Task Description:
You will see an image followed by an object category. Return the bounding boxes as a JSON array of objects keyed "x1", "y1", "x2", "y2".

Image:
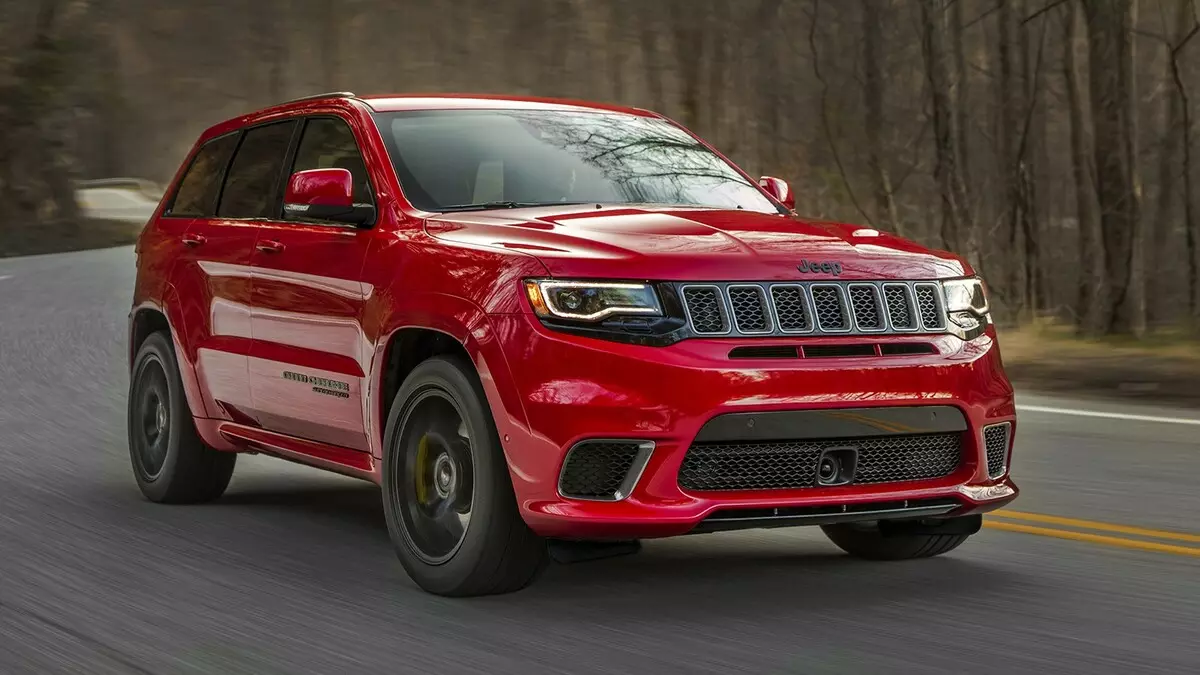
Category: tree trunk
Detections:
[
  {"x1": 996, "y1": 0, "x2": 1022, "y2": 310},
  {"x1": 1019, "y1": 5, "x2": 1051, "y2": 319},
  {"x1": 1064, "y1": 0, "x2": 1103, "y2": 334},
  {"x1": 1084, "y1": 0, "x2": 1143, "y2": 335},
  {"x1": 951, "y1": 0, "x2": 971, "y2": 199},
  {"x1": 1167, "y1": 2, "x2": 1199, "y2": 321},
  {"x1": 863, "y1": 0, "x2": 903, "y2": 235},
  {"x1": 670, "y1": 3, "x2": 704, "y2": 128},
  {"x1": 267, "y1": 0, "x2": 288, "y2": 103},
  {"x1": 319, "y1": 0, "x2": 339, "y2": 88},
  {"x1": 754, "y1": 0, "x2": 784, "y2": 177},
  {"x1": 922, "y1": 0, "x2": 976, "y2": 264},
  {"x1": 639, "y1": 8, "x2": 664, "y2": 111},
  {"x1": 0, "y1": 0, "x2": 81, "y2": 229},
  {"x1": 1147, "y1": 0, "x2": 1191, "y2": 326},
  {"x1": 605, "y1": 1, "x2": 626, "y2": 103}
]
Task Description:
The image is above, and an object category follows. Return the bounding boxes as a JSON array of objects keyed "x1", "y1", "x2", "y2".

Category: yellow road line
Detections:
[
  {"x1": 989, "y1": 510, "x2": 1200, "y2": 544},
  {"x1": 983, "y1": 521, "x2": 1200, "y2": 557}
]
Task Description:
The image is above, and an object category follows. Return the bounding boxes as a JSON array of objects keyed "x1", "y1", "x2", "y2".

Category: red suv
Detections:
[{"x1": 128, "y1": 92, "x2": 1017, "y2": 596}]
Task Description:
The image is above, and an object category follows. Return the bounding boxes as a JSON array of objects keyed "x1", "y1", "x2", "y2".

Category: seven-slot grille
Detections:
[
  {"x1": 681, "y1": 281, "x2": 946, "y2": 337},
  {"x1": 983, "y1": 423, "x2": 1011, "y2": 478},
  {"x1": 678, "y1": 433, "x2": 963, "y2": 492}
]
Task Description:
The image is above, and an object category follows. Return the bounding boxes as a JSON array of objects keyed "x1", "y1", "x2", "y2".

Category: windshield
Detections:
[{"x1": 372, "y1": 109, "x2": 784, "y2": 214}]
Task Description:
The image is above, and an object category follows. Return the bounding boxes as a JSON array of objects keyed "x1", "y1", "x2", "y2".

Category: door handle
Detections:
[
  {"x1": 181, "y1": 234, "x2": 206, "y2": 248},
  {"x1": 256, "y1": 240, "x2": 285, "y2": 254}
]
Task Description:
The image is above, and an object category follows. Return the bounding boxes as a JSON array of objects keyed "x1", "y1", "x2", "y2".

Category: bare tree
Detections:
[
  {"x1": 1064, "y1": 0, "x2": 1103, "y2": 334},
  {"x1": 1085, "y1": 0, "x2": 1143, "y2": 335},
  {"x1": 951, "y1": 0, "x2": 971, "y2": 196},
  {"x1": 319, "y1": 0, "x2": 340, "y2": 88},
  {"x1": 1163, "y1": 0, "x2": 1200, "y2": 320},
  {"x1": 669, "y1": 2, "x2": 705, "y2": 129},
  {"x1": 994, "y1": 0, "x2": 1020, "y2": 306},
  {"x1": 0, "y1": 0, "x2": 83, "y2": 229},
  {"x1": 863, "y1": 0, "x2": 903, "y2": 234},
  {"x1": 1145, "y1": 0, "x2": 1196, "y2": 324},
  {"x1": 922, "y1": 0, "x2": 977, "y2": 264},
  {"x1": 1018, "y1": 3, "x2": 1053, "y2": 319}
]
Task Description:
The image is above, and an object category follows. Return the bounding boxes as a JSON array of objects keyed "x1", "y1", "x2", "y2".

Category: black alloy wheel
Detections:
[
  {"x1": 393, "y1": 389, "x2": 476, "y2": 565},
  {"x1": 381, "y1": 356, "x2": 548, "y2": 596}
]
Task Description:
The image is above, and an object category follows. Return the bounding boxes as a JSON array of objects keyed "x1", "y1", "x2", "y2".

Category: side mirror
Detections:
[
  {"x1": 759, "y1": 176, "x2": 795, "y2": 211},
  {"x1": 283, "y1": 168, "x2": 373, "y2": 226}
]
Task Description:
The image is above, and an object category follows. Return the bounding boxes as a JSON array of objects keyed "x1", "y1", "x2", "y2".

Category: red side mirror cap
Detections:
[
  {"x1": 759, "y1": 176, "x2": 795, "y2": 211},
  {"x1": 284, "y1": 168, "x2": 363, "y2": 223}
]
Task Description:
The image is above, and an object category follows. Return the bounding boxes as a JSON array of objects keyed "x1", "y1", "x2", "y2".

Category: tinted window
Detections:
[
  {"x1": 169, "y1": 133, "x2": 238, "y2": 217},
  {"x1": 217, "y1": 120, "x2": 297, "y2": 219},
  {"x1": 292, "y1": 118, "x2": 373, "y2": 204},
  {"x1": 373, "y1": 110, "x2": 783, "y2": 215}
]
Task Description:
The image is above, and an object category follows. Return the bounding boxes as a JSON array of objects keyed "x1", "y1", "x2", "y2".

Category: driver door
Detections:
[{"x1": 246, "y1": 115, "x2": 376, "y2": 452}]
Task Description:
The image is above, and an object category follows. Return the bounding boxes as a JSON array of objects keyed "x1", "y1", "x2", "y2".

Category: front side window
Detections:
[
  {"x1": 373, "y1": 109, "x2": 783, "y2": 214},
  {"x1": 217, "y1": 120, "x2": 298, "y2": 219},
  {"x1": 291, "y1": 117, "x2": 373, "y2": 205},
  {"x1": 168, "y1": 133, "x2": 239, "y2": 217}
]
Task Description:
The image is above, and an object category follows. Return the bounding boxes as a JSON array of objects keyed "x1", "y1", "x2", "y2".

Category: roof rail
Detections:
[{"x1": 281, "y1": 91, "x2": 357, "y2": 105}]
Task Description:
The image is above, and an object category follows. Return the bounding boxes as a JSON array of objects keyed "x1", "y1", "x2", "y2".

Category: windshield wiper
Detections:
[{"x1": 437, "y1": 201, "x2": 589, "y2": 212}]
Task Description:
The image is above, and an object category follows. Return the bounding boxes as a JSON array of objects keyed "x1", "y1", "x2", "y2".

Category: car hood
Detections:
[{"x1": 425, "y1": 205, "x2": 970, "y2": 281}]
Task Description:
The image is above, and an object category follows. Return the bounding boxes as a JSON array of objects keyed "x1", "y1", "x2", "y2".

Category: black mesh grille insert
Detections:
[
  {"x1": 880, "y1": 343, "x2": 936, "y2": 356},
  {"x1": 679, "y1": 433, "x2": 962, "y2": 491},
  {"x1": 683, "y1": 286, "x2": 728, "y2": 333},
  {"x1": 811, "y1": 286, "x2": 847, "y2": 330},
  {"x1": 729, "y1": 345, "x2": 800, "y2": 359},
  {"x1": 849, "y1": 286, "x2": 883, "y2": 329},
  {"x1": 728, "y1": 286, "x2": 771, "y2": 332},
  {"x1": 915, "y1": 284, "x2": 944, "y2": 329},
  {"x1": 770, "y1": 285, "x2": 812, "y2": 332},
  {"x1": 680, "y1": 281, "x2": 950, "y2": 337},
  {"x1": 884, "y1": 284, "x2": 917, "y2": 330},
  {"x1": 559, "y1": 442, "x2": 643, "y2": 499},
  {"x1": 984, "y1": 423, "x2": 1011, "y2": 478},
  {"x1": 803, "y1": 344, "x2": 876, "y2": 358}
]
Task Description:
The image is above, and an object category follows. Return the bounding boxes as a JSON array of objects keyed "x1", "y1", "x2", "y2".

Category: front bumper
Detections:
[{"x1": 490, "y1": 313, "x2": 1018, "y2": 540}]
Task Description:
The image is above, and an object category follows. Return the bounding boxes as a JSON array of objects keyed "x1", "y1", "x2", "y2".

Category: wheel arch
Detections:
[
  {"x1": 128, "y1": 297, "x2": 207, "y2": 420},
  {"x1": 129, "y1": 306, "x2": 171, "y2": 368},
  {"x1": 369, "y1": 298, "x2": 531, "y2": 468}
]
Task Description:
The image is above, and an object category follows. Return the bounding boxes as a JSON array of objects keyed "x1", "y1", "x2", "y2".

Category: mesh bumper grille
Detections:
[
  {"x1": 983, "y1": 423, "x2": 1011, "y2": 478},
  {"x1": 558, "y1": 441, "x2": 653, "y2": 500},
  {"x1": 678, "y1": 433, "x2": 963, "y2": 492}
]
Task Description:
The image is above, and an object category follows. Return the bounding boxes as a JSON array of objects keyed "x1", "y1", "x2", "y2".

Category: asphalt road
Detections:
[{"x1": 1, "y1": 246, "x2": 1197, "y2": 675}]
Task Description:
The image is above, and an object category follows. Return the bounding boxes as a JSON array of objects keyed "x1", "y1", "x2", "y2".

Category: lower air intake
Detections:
[
  {"x1": 678, "y1": 433, "x2": 962, "y2": 492},
  {"x1": 558, "y1": 440, "x2": 654, "y2": 501},
  {"x1": 983, "y1": 423, "x2": 1011, "y2": 478}
]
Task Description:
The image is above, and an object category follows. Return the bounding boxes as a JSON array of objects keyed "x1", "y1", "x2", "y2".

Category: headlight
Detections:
[
  {"x1": 524, "y1": 280, "x2": 663, "y2": 322},
  {"x1": 941, "y1": 277, "x2": 990, "y2": 340}
]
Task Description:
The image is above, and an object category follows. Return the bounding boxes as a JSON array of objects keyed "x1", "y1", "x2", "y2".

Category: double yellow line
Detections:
[{"x1": 985, "y1": 510, "x2": 1200, "y2": 558}]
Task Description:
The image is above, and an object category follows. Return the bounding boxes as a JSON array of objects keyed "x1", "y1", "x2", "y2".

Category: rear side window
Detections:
[
  {"x1": 217, "y1": 120, "x2": 298, "y2": 219},
  {"x1": 168, "y1": 133, "x2": 238, "y2": 217},
  {"x1": 292, "y1": 118, "x2": 374, "y2": 204}
]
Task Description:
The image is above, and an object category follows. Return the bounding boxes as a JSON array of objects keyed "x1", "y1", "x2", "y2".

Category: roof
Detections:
[
  {"x1": 191, "y1": 92, "x2": 661, "y2": 148},
  {"x1": 357, "y1": 92, "x2": 658, "y2": 117}
]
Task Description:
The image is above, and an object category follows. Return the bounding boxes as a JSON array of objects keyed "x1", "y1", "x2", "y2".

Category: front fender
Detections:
[{"x1": 366, "y1": 292, "x2": 533, "y2": 472}]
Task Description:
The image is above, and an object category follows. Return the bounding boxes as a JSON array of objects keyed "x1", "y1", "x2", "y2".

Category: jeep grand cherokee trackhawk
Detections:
[{"x1": 127, "y1": 92, "x2": 1018, "y2": 597}]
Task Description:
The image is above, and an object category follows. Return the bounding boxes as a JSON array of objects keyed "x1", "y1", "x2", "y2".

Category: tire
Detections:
[
  {"x1": 821, "y1": 520, "x2": 972, "y2": 561},
  {"x1": 128, "y1": 331, "x2": 236, "y2": 503},
  {"x1": 381, "y1": 356, "x2": 548, "y2": 597}
]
